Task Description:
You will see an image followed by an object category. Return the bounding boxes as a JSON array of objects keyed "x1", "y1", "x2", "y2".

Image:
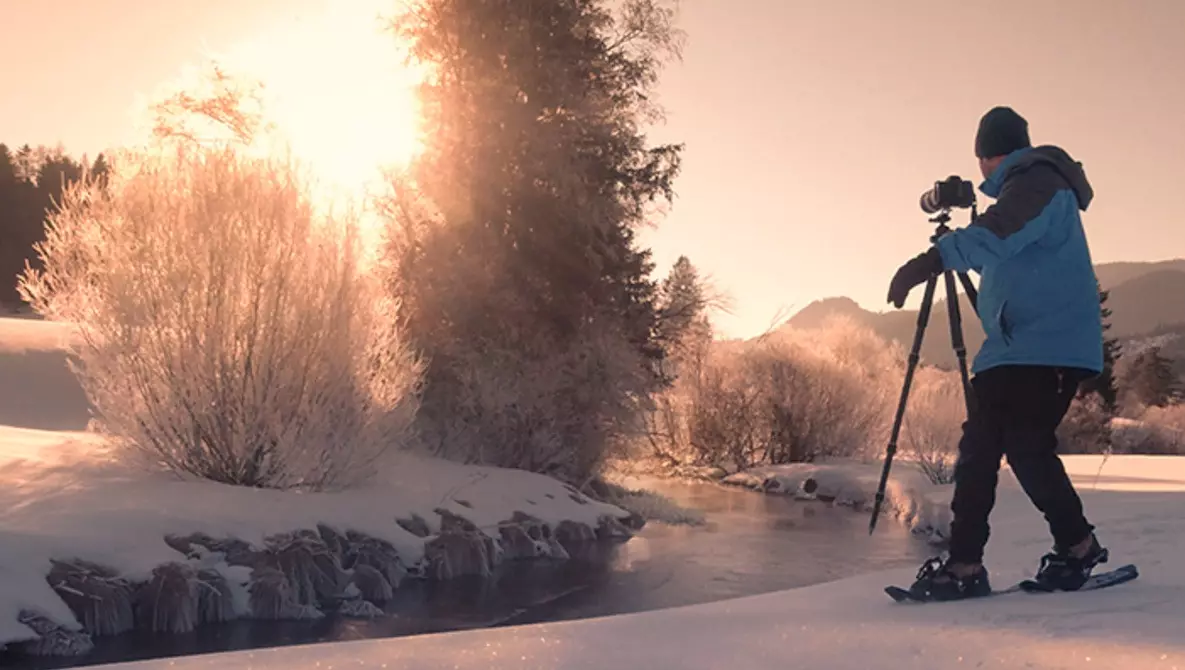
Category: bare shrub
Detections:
[
  {"x1": 682, "y1": 343, "x2": 763, "y2": 469},
  {"x1": 1057, "y1": 393, "x2": 1113, "y2": 454},
  {"x1": 676, "y1": 317, "x2": 895, "y2": 470},
  {"x1": 1117, "y1": 403, "x2": 1185, "y2": 454},
  {"x1": 18, "y1": 145, "x2": 422, "y2": 491},
  {"x1": 900, "y1": 367, "x2": 966, "y2": 484}
]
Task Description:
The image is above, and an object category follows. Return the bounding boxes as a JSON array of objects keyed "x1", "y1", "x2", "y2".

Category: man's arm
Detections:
[{"x1": 936, "y1": 165, "x2": 1070, "y2": 273}]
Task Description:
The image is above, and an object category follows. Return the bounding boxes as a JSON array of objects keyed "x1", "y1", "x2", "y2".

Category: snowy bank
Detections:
[
  {"x1": 0, "y1": 318, "x2": 90, "y2": 432},
  {"x1": 0, "y1": 426, "x2": 635, "y2": 656},
  {"x1": 0, "y1": 317, "x2": 637, "y2": 657},
  {"x1": 95, "y1": 454, "x2": 1185, "y2": 670},
  {"x1": 721, "y1": 460, "x2": 952, "y2": 543}
]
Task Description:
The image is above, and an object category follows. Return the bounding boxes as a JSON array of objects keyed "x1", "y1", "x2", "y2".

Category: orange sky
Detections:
[{"x1": 3, "y1": 0, "x2": 1183, "y2": 338}]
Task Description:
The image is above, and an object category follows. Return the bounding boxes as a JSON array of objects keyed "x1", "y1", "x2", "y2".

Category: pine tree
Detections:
[
  {"x1": 0, "y1": 142, "x2": 86, "y2": 306},
  {"x1": 655, "y1": 255, "x2": 713, "y2": 381},
  {"x1": 91, "y1": 154, "x2": 111, "y2": 189},
  {"x1": 1122, "y1": 346, "x2": 1182, "y2": 408},
  {"x1": 386, "y1": 0, "x2": 685, "y2": 480},
  {"x1": 1080, "y1": 281, "x2": 1121, "y2": 411},
  {"x1": 0, "y1": 144, "x2": 16, "y2": 183}
]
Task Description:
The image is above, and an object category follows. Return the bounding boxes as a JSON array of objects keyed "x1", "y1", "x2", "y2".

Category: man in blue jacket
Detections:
[{"x1": 886, "y1": 106, "x2": 1107, "y2": 601}]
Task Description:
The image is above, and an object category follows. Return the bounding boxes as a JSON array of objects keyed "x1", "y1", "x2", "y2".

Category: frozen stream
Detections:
[{"x1": 7, "y1": 477, "x2": 933, "y2": 669}]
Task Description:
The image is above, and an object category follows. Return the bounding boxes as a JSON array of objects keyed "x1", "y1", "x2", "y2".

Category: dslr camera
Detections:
[{"x1": 920, "y1": 175, "x2": 975, "y2": 214}]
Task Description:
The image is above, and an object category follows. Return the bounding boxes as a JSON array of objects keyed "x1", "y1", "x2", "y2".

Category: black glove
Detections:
[{"x1": 887, "y1": 246, "x2": 943, "y2": 309}]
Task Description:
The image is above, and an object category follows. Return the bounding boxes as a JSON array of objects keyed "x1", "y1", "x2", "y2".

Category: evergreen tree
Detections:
[
  {"x1": 1121, "y1": 345, "x2": 1182, "y2": 408},
  {"x1": 387, "y1": 0, "x2": 685, "y2": 479},
  {"x1": 0, "y1": 144, "x2": 16, "y2": 182},
  {"x1": 0, "y1": 141, "x2": 87, "y2": 306},
  {"x1": 91, "y1": 154, "x2": 111, "y2": 189},
  {"x1": 1080, "y1": 281, "x2": 1121, "y2": 411},
  {"x1": 655, "y1": 255, "x2": 713, "y2": 381}
]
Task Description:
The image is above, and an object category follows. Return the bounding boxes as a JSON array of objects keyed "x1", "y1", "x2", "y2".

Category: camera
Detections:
[{"x1": 920, "y1": 175, "x2": 976, "y2": 214}]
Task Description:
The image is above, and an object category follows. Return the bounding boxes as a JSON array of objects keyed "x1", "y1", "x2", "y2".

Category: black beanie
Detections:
[{"x1": 975, "y1": 106, "x2": 1031, "y2": 158}]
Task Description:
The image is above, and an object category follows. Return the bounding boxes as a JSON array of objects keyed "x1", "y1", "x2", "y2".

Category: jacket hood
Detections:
[{"x1": 980, "y1": 145, "x2": 1094, "y2": 211}]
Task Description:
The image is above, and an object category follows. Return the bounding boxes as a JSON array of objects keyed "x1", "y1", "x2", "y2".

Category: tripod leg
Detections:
[
  {"x1": 870, "y1": 274, "x2": 938, "y2": 535},
  {"x1": 956, "y1": 271, "x2": 979, "y2": 317},
  {"x1": 944, "y1": 270, "x2": 978, "y2": 416}
]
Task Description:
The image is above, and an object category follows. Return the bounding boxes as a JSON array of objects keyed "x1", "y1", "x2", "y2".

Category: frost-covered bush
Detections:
[
  {"x1": 1112, "y1": 403, "x2": 1185, "y2": 455},
  {"x1": 406, "y1": 316, "x2": 652, "y2": 483},
  {"x1": 676, "y1": 317, "x2": 894, "y2": 470},
  {"x1": 19, "y1": 145, "x2": 422, "y2": 490},
  {"x1": 900, "y1": 368, "x2": 966, "y2": 484},
  {"x1": 1058, "y1": 393, "x2": 1113, "y2": 454}
]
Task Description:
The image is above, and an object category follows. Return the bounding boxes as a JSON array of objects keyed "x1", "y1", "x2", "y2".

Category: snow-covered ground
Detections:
[
  {"x1": 100, "y1": 454, "x2": 1185, "y2": 669},
  {"x1": 6, "y1": 314, "x2": 1185, "y2": 668},
  {"x1": 0, "y1": 317, "x2": 633, "y2": 652}
]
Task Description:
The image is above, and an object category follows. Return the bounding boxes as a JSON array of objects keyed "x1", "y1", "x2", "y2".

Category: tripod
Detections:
[{"x1": 868, "y1": 208, "x2": 981, "y2": 535}]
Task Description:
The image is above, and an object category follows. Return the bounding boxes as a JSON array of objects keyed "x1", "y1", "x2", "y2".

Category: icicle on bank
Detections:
[{"x1": 4, "y1": 509, "x2": 638, "y2": 658}]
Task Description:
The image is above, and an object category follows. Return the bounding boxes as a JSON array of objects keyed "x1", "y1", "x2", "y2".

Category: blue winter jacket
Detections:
[{"x1": 935, "y1": 145, "x2": 1103, "y2": 375}]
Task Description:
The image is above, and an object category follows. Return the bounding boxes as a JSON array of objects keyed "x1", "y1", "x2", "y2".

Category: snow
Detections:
[
  {"x1": 95, "y1": 454, "x2": 1185, "y2": 669},
  {"x1": 0, "y1": 317, "x2": 91, "y2": 432},
  {"x1": 594, "y1": 475, "x2": 708, "y2": 526},
  {"x1": 0, "y1": 426, "x2": 627, "y2": 645},
  {"x1": 6, "y1": 313, "x2": 1185, "y2": 668},
  {"x1": 721, "y1": 460, "x2": 952, "y2": 543},
  {"x1": 0, "y1": 317, "x2": 629, "y2": 648}
]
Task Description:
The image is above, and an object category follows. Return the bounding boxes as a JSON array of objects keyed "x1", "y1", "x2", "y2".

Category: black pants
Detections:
[{"x1": 947, "y1": 365, "x2": 1095, "y2": 565}]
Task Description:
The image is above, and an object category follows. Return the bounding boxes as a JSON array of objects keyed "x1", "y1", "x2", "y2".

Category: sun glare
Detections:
[
  {"x1": 133, "y1": 1, "x2": 426, "y2": 260},
  {"x1": 224, "y1": 1, "x2": 425, "y2": 194}
]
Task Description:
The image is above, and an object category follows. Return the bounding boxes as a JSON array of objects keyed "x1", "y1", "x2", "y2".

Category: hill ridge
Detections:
[{"x1": 784, "y1": 258, "x2": 1185, "y2": 368}]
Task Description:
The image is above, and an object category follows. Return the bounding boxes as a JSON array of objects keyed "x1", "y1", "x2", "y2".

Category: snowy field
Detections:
[{"x1": 99, "y1": 455, "x2": 1185, "y2": 670}]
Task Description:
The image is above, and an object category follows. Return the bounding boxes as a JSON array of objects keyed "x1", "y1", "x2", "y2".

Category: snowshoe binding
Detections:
[
  {"x1": 1029, "y1": 533, "x2": 1109, "y2": 592},
  {"x1": 901, "y1": 556, "x2": 992, "y2": 602}
]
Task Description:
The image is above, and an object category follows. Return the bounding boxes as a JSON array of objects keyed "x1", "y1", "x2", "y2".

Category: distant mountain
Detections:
[
  {"x1": 1106, "y1": 269, "x2": 1185, "y2": 337},
  {"x1": 1094, "y1": 259, "x2": 1185, "y2": 292},
  {"x1": 784, "y1": 259, "x2": 1185, "y2": 369}
]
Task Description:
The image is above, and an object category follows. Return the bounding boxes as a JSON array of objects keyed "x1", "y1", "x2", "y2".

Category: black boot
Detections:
[
  {"x1": 1032, "y1": 533, "x2": 1109, "y2": 591},
  {"x1": 908, "y1": 556, "x2": 992, "y2": 602}
]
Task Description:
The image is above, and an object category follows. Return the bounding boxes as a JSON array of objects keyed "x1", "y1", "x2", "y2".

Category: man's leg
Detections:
[
  {"x1": 906, "y1": 369, "x2": 1007, "y2": 600},
  {"x1": 946, "y1": 369, "x2": 1008, "y2": 568},
  {"x1": 1000, "y1": 366, "x2": 1095, "y2": 554}
]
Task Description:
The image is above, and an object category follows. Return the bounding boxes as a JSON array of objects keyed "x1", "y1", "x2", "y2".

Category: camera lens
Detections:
[{"x1": 919, "y1": 186, "x2": 944, "y2": 214}]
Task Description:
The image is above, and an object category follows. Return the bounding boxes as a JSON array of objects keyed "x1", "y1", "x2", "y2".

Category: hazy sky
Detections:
[{"x1": 3, "y1": 0, "x2": 1183, "y2": 338}]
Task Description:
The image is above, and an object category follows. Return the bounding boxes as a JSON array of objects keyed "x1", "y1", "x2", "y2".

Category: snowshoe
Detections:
[
  {"x1": 1030, "y1": 533, "x2": 1109, "y2": 591},
  {"x1": 903, "y1": 555, "x2": 992, "y2": 602}
]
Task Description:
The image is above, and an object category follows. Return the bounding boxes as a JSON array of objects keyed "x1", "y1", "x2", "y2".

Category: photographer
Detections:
[{"x1": 886, "y1": 106, "x2": 1107, "y2": 601}]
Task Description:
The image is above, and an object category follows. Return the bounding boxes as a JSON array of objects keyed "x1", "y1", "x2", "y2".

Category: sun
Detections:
[
  {"x1": 157, "y1": 0, "x2": 422, "y2": 211},
  {"x1": 129, "y1": 0, "x2": 428, "y2": 261}
]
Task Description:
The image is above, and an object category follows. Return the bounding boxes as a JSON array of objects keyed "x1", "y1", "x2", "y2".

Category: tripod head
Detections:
[
  {"x1": 928, "y1": 210, "x2": 952, "y2": 240},
  {"x1": 928, "y1": 202, "x2": 978, "y2": 243}
]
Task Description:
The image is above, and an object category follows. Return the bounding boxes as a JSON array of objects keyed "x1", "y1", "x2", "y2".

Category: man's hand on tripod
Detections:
[{"x1": 887, "y1": 246, "x2": 944, "y2": 308}]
